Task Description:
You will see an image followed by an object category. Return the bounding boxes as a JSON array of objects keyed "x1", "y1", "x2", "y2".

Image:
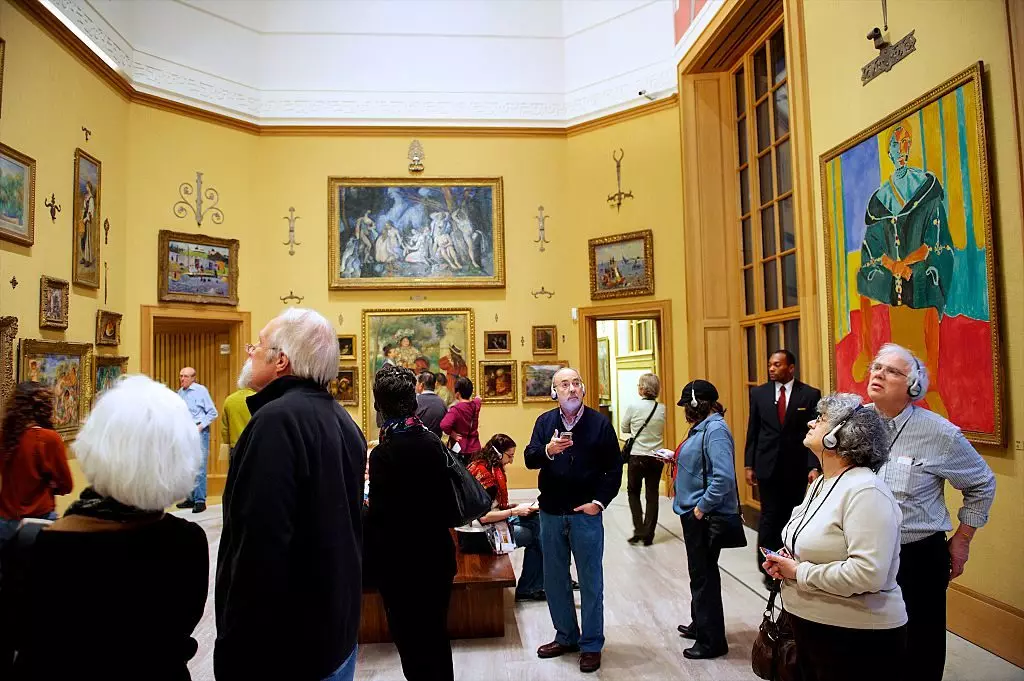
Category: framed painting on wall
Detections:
[
  {"x1": 0, "y1": 316, "x2": 17, "y2": 418},
  {"x1": 337, "y1": 334, "x2": 356, "y2": 360},
  {"x1": 521, "y1": 360, "x2": 568, "y2": 403},
  {"x1": 95, "y1": 355, "x2": 128, "y2": 399},
  {"x1": 484, "y1": 330, "x2": 510, "y2": 354},
  {"x1": 597, "y1": 337, "x2": 611, "y2": 400},
  {"x1": 72, "y1": 148, "x2": 101, "y2": 288},
  {"x1": 96, "y1": 310, "x2": 122, "y2": 346},
  {"x1": 19, "y1": 339, "x2": 94, "y2": 442},
  {"x1": 332, "y1": 365, "x2": 359, "y2": 406},
  {"x1": 1, "y1": 38, "x2": 5, "y2": 118},
  {"x1": 531, "y1": 325, "x2": 557, "y2": 355},
  {"x1": 39, "y1": 276, "x2": 69, "y2": 330},
  {"x1": 328, "y1": 177, "x2": 505, "y2": 290},
  {"x1": 362, "y1": 308, "x2": 475, "y2": 432},
  {"x1": 0, "y1": 142, "x2": 36, "y2": 246},
  {"x1": 821, "y1": 62, "x2": 1002, "y2": 446},
  {"x1": 158, "y1": 230, "x2": 240, "y2": 306},
  {"x1": 479, "y1": 360, "x2": 517, "y2": 404},
  {"x1": 588, "y1": 229, "x2": 654, "y2": 300}
]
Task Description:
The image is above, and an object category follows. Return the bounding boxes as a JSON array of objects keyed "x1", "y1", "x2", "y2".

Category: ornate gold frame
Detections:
[
  {"x1": 327, "y1": 177, "x2": 505, "y2": 290},
  {"x1": 72, "y1": 147, "x2": 101, "y2": 288},
  {"x1": 521, "y1": 360, "x2": 569, "y2": 403},
  {"x1": 337, "y1": 334, "x2": 357, "y2": 360},
  {"x1": 0, "y1": 142, "x2": 36, "y2": 246},
  {"x1": 819, "y1": 62, "x2": 1002, "y2": 446},
  {"x1": 1, "y1": 38, "x2": 5, "y2": 119},
  {"x1": 95, "y1": 310, "x2": 122, "y2": 346},
  {"x1": 531, "y1": 325, "x2": 557, "y2": 355},
  {"x1": 39, "y1": 275, "x2": 70, "y2": 330},
  {"x1": 361, "y1": 307, "x2": 475, "y2": 433},
  {"x1": 0, "y1": 316, "x2": 17, "y2": 416},
  {"x1": 335, "y1": 364, "x2": 359, "y2": 406},
  {"x1": 484, "y1": 330, "x2": 511, "y2": 354},
  {"x1": 157, "y1": 229, "x2": 240, "y2": 306},
  {"x1": 18, "y1": 338, "x2": 94, "y2": 442},
  {"x1": 588, "y1": 229, "x2": 655, "y2": 300},
  {"x1": 478, "y1": 360, "x2": 517, "y2": 404}
]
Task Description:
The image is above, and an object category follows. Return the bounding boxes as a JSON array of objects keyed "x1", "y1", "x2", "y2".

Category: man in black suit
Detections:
[
  {"x1": 415, "y1": 372, "x2": 448, "y2": 438},
  {"x1": 743, "y1": 349, "x2": 822, "y2": 588}
]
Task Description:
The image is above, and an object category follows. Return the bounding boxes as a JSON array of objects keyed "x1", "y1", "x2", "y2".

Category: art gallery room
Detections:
[{"x1": 1, "y1": 0, "x2": 1024, "y2": 679}]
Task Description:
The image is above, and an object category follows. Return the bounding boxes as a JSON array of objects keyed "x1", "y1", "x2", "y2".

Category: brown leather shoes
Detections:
[
  {"x1": 580, "y1": 652, "x2": 602, "y2": 673},
  {"x1": 537, "y1": 641, "x2": 580, "y2": 659}
]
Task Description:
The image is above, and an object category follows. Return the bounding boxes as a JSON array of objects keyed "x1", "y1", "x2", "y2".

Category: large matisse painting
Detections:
[
  {"x1": 821, "y1": 63, "x2": 1002, "y2": 445},
  {"x1": 361, "y1": 308, "x2": 475, "y2": 433},
  {"x1": 328, "y1": 178, "x2": 505, "y2": 289}
]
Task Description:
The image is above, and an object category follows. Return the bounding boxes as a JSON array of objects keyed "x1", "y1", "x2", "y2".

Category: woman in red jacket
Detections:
[
  {"x1": 0, "y1": 382, "x2": 73, "y2": 549},
  {"x1": 440, "y1": 376, "x2": 482, "y2": 462}
]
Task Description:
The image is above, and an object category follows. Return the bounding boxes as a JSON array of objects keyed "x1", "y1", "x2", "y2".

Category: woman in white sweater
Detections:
[
  {"x1": 620, "y1": 373, "x2": 667, "y2": 546},
  {"x1": 762, "y1": 393, "x2": 906, "y2": 681}
]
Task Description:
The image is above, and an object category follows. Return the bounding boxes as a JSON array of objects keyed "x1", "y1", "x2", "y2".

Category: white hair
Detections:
[
  {"x1": 265, "y1": 307, "x2": 339, "y2": 387},
  {"x1": 73, "y1": 375, "x2": 200, "y2": 511},
  {"x1": 874, "y1": 343, "x2": 929, "y2": 396}
]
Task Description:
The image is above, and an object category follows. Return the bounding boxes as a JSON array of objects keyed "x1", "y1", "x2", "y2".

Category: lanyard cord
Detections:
[
  {"x1": 783, "y1": 466, "x2": 854, "y2": 556},
  {"x1": 888, "y1": 406, "x2": 915, "y2": 451}
]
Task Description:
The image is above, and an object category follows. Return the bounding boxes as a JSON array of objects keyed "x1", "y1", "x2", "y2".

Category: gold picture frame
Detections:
[
  {"x1": 94, "y1": 354, "x2": 128, "y2": 400},
  {"x1": 521, "y1": 360, "x2": 569, "y2": 403},
  {"x1": 337, "y1": 334, "x2": 357, "y2": 360},
  {"x1": 484, "y1": 330, "x2": 511, "y2": 354},
  {"x1": 531, "y1": 325, "x2": 557, "y2": 355},
  {"x1": 479, "y1": 360, "x2": 517, "y2": 404},
  {"x1": 332, "y1": 365, "x2": 359, "y2": 406},
  {"x1": 0, "y1": 141, "x2": 36, "y2": 246},
  {"x1": 39, "y1": 275, "x2": 70, "y2": 330},
  {"x1": 72, "y1": 147, "x2": 101, "y2": 288},
  {"x1": 0, "y1": 316, "x2": 17, "y2": 417},
  {"x1": 19, "y1": 339, "x2": 94, "y2": 442},
  {"x1": 158, "y1": 230, "x2": 240, "y2": 306},
  {"x1": 1, "y1": 38, "x2": 5, "y2": 119},
  {"x1": 328, "y1": 177, "x2": 505, "y2": 290},
  {"x1": 588, "y1": 229, "x2": 655, "y2": 300},
  {"x1": 95, "y1": 310, "x2": 122, "y2": 346}
]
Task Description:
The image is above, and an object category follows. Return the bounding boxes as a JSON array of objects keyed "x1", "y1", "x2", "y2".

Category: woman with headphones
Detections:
[{"x1": 762, "y1": 393, "x2": 907, "y2": 681}]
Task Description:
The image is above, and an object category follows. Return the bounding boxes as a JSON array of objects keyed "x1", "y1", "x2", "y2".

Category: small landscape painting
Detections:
[
  {"x1": 95, "y1": 355, "x2": 128, "y2": 399},
  {"x1": 0, "y1": 142, "x2": 36, "y2": 246},
  {"x1": 521, "y1": 360, "x2": 568, "y2": 403},
  {"x1": 158, "y1": 230, "x2": 239, "y2": 305},
  {"x1": 588, "y1": 230, "x2": 655, "y2": 300},
  {"x1": 479, "y1": 360, "x2": 517, "y2": 404}
]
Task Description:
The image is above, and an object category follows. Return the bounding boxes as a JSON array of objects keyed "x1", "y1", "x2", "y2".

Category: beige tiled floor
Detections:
[{"x1": 182, "y1": 494, "x2": 1024, "y2": 681}]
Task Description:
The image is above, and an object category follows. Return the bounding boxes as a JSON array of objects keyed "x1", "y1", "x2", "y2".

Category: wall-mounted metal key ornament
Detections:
[
  {"x1": 283, "y1": 207, "x2": 301, "y2": 255},
  {"x1": 535, "y1": 205, "x2": 551, "y2": 252},
  {"x1": 174, "y1": 171, "x2": 225, "y2": 228},
  {"x1": 607, "y1": 149, "x2": 634, "y2": 212}
]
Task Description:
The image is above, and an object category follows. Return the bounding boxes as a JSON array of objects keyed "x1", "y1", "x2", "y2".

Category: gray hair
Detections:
[
  {"x1": 874, "y1": 343, "x2": 929, "y2": 396},
  {"x1": 265, "y1": 308, "x2": 339, "y2": 387},
  {"x1": 638, "y1": 373, "x2": 660, "y2": 399},
  {"x1": 551, "y1": 366, "x2": 582, "y2": 390},
  {"x1": 817, "y1": 392, "x2": 890, "y2": 472}
]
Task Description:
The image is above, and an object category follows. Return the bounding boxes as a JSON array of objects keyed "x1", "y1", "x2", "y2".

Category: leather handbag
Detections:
[
  {"x1": 751, "y1": 585, "x2": 801, "y2": 681},
  {"x1": 699, "y1": 429, "x2": 748, "y2": 550},
  {"x1": 441, "y1": 438, "x2": 493, "y2": 528},
  {"x1": 621, "y1": 401, "x2": 659, "y2": 463}
]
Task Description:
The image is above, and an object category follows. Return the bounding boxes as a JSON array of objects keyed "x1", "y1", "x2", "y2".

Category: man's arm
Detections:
[
  {"x1": 593, "y1": 418, "x2": 625, "y2": 508},
  {"x1": 942, "y1": 430, "x2": 996, "y2": 579},
  {"x1": 197, "y1": 386, "x2": 218, "y2": 430},
  {"x1": 523, "y1": 415, "x2": 552, "y2": 470},
  {"x1": 744, "y1": 389, "x2": 760, "y2": 469}
]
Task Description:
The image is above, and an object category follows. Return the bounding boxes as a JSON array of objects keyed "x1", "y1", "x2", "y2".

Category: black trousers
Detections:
[
  {"x1": 897, "y1": 531, "x2": 949, "y2": 681},
  {"x1": 790, "y1": 614, "x2": 907, "y2": 681},
  {"x1": 379, "y1": 577, "x2": 455, "y2": 681},
  {"x1": 627, "y1": 456, "x2": 664, "y2": 541},
  {"x1": 756, "y1": 472, "x2": 807, "y2": 574},
  {"x1": 680, "y1": 512, "x2": 727, "y2": 651}
]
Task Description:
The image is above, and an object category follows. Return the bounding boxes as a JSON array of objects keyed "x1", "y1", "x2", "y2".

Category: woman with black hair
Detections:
[
  {"x1": 365, "y1": 365, "x2": 457, "y2": 681},
  {"x1": 440, "y1": 376, "x2": 482, "y2": 463}
]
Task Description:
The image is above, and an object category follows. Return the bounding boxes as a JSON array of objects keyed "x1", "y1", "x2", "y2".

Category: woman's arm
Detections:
[
  {"x1": 696, "y1": 427, "x2": 734, "y2": 515},
  {"x1": 42, "y1": 431, "x2": 74, "y2": 495},
  {"x1": 439, "y1": 406, "x2": 458, "y2": 436},
  {"x1": 620, "y1": 404, "x2": 633, "y2": 436}
]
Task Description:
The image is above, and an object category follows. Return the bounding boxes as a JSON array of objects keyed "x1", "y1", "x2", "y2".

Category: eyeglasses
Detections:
[
  {"x1": 869, "y1": 362, "x2": 908, "y2": 379},
  {"x1": 245, "y1": 342, "x2": 280, "y2": 356},
  {"x1": 553, "y1": 379, "x2": 583, "y2": 391}
]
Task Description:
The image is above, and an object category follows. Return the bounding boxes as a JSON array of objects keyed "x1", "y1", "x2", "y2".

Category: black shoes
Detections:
[
  {"x1": 628, "y1": 535, "x2": 643, "y2": 544},
  {"x1": 192, "y1": 502, "x2": 207, "y2": 514},
  {"x1": 643, "y1": 537, "x2": 654, "y2": 546},
  {"x1": 683, "y1": 643, "x2": 728, "y2": 659},
  {"x1": 515, "y1": 590, "x2": 546, "y2": 602},
  {"x1": 537, "y1": 641, "x2": 580, "y2": 659},
  {"x1": 676, "y1": 623, "x2": 696, "y2": 640},
  {"x1": 176, "y1": 499, "x2": 194, "y2": 509}
]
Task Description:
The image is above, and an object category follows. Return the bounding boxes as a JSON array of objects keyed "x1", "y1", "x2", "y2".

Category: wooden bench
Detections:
[{"x1": 358, "y1": 536, "x2": 517, "y2": 644}]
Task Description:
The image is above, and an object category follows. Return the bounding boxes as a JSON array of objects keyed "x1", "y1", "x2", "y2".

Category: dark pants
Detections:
[
  {"x1": 509, "y1": 513, "x2": 544, "y2": 596},
  {"x1": 756, "y1": 473, "x2": 806, "y2": 574},
  {"x1": 627, "y1": 456, "x2": 664, "y2": 541},
  {"x1": 379, "y1": 578, "x2": 454, "y2": 681},
  {"x1": 680, "y1": 511, "x2": 727, "y2": 652},
  {"x1": 897, "y1": 531, "x2": 949, "y2": 681},
  {"x1": 790, "y1": 614, "x2": 907, "y2": 681}
]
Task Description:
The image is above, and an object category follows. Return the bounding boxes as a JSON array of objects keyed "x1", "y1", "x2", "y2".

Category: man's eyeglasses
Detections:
[
  {"x1": 553, "y1": 380, "x2": 583, "y2": 391},
  {"x1": 245, "y1": 342, "x2": 279, "y2": 355},
  {"x1": 869, "y1": 362, "x2": 908, "y2": 379}
]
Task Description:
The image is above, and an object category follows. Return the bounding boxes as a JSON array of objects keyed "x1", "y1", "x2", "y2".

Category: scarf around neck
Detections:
[
  {"x1": 468, "y1": 459, "x2": 508, "y2": 509},
  {"x1": 64, "y1": 487, "x2": 163, "y2": 523},
  {"x1": 379, "y1": 415, "x2": 429, "y2": 444}
]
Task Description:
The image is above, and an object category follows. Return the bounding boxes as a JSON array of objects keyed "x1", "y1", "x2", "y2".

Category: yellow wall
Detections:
[{"x1": 804, "y1": 0, "x2": 1024, "y2": 611}]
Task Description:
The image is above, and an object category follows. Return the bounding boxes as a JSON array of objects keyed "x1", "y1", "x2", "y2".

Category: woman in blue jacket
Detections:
[{"x1": 671, "y1": 379, "x2": 738, "y2": 660}]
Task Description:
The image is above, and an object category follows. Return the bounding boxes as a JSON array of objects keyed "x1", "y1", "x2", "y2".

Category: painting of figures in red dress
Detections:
[{"x1": 821, "y1": 63, "x2": 1003, "y2": 445}]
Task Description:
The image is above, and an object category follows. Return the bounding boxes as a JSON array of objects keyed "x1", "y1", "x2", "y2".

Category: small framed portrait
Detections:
[
  {"x1": 39, "y1": 276, "x2": 70, "y2": 330},
  {"x1": 532, "y1": 325, "x2": 557, "y2": 355},
  {"x1": 337, "y1": 334, "x2": 356, "y2": 360},
  {"x1": 95, "y1": 310, "x2": 122, "y2": 346},
  {"x1": 484, "y1": 330, "x2": 511, "y2": 354},
  {"x1": 332, "y1": 365, "x2": 359, "y2": 406},
  {"x1": 479, "y1": 360, "x2": 517, "y2": 404}
]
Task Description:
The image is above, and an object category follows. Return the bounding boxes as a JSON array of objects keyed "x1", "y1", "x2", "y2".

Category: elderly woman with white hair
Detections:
[
  {"x1": 762, "y1": 393, "x2": 907, "y2": 681},
  {"x1": 0, "y1": 375, "x2": 209, "y2": 680}
]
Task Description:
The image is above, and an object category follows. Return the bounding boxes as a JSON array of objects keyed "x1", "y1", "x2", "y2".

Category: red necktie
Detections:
[{"x1": 777, "y1": 385, "x2": 787, "y2": 425}]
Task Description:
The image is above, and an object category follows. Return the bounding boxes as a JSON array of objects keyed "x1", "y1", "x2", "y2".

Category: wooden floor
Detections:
[{"x1": 183, "y1": 495, "x2": 1024, "y2": 681}]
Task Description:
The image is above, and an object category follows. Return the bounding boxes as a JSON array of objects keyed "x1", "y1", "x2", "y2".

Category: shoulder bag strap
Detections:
[{"x1": 633, "y1": 401, "x2": 659, "y2": 441}]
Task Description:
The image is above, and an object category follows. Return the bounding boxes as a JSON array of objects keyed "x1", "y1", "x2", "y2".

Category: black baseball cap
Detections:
[{"x1": 678, "y1": 379, "x2": 719, "y2": 406}]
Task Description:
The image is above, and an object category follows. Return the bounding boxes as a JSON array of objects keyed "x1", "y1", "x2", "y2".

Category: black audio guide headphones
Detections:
[
  {"x1": 551, "y1": 378, "x2": 586, "y2": 400},
  {"x1": 822, "y1": 405, "x2": 865, "y2": 450},
  {"x1": 907, "y1": 356, "x2": 923, "y2": 399}
]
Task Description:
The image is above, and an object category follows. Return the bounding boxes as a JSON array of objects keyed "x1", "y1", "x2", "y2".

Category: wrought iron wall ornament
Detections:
[
  {"x1": 173, "y1": 171, "x2": 224, "y2": 228},
  {"x1": 338, "y1": 313, "x2": 344, "y2": 326},
  {"x1": 82, "y1": 126, "x2": 91, "y2": 141},
  {"x1": 534, "y1": 205, "x2": 551, "y2": 251},
  {"x1": 607, "y1": 149, "x2": 634, "y2": 212},
  {"x1": 282, "y1": 207, "x2": 301, "y2": 255},
  {"x1": 44, "y1": 193, "x2": 61, "y2": 222},
  {"x1": 280, "y1": 290, "x2": 304, "y2": 304},
  {"x1": 861, "y1": 30, "x2": 916, "y2": 86},
  {"x1": 531, "y1": 286, "x2": 555, "y2": 298},
  {"x1": 9, "y1": 276, "x2": 17, "y2": 289},
  {"x1": 103, "y1": 218, "x2": 110, "y2": 244},
  {"x1": 408, "y1": 140, "x2": 425, "y2": 173}
]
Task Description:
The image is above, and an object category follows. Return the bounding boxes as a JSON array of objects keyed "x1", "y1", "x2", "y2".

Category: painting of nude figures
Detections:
[
  {"x1": 328, "y1": 178, "x2": 505, "y2": 289},
  {"x1": 72, "y1": 148, "x2": 101, "y2": 288},
  {"x1": 18, "y1": 339, "x2": 94, "y2": 442},
  {"x1": 821, "y1": 63, "x2": 1002, "y2": 445}
]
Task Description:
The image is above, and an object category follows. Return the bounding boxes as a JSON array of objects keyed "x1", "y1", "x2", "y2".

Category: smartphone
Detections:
[
  {"x1": 561, "y1": 431, "x2": 573, "y2": 442},
  {"x1": 759, "y1": 546, "x2": 781, "y2": 560}
]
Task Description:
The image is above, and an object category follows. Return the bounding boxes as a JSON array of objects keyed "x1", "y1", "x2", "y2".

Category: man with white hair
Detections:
[
  {"x1": 524, "y1": 367, "x2": 622, "y2": 674},
  {"x1": 175, "y1": 366, "x2": 217, "y2": 514},
  {"x1": 214, "y1": 308, "x2": 367, "y2": 681},
  {"x1": 868, "y1": 343, "x2": 995, "y2": 681}
]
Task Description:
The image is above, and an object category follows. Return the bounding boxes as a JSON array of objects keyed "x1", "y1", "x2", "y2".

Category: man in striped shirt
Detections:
[{"x1": 868, "y1": 343, "x2": 995, "y2": 681}]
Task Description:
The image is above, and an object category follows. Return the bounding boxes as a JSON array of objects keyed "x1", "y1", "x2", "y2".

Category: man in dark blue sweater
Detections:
[{"x1": 525, "y1": 367, "x2": 622, "y2": 674}]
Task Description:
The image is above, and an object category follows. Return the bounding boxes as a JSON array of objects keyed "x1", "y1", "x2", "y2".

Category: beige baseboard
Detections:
[{"x1": 947, "y1": 583, "x2": 1024, "y2": 668}]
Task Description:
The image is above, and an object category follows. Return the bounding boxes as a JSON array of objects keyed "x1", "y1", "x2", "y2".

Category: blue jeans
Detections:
[
  {"x1": 0, "y1": 511, "x2": 58, "y2": 551},
  {"x1": 510, "y1": 514, "x2": 544, "y2": 596},
  {"x1": 321, "y1": 645, "x2": 357, "y2": 681},
  {"x1": 539, "y1": 510, "x2": 605, "y2": 653},
  {"x1": 189, "y1": 428, "x2": 210, "y2": 504}
]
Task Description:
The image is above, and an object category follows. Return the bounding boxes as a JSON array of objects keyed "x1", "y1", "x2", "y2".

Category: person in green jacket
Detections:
[{"x1": 221, "y1": 387, "x2": 255, "y2": 460}]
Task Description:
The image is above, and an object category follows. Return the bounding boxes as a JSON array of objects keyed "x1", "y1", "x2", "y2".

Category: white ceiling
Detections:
[{"x1": 44, "y1": 0, "x2": 686, "y2": 126}]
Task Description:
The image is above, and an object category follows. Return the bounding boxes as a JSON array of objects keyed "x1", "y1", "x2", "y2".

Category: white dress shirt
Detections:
[{"x1": 774, "y1": 378, "x2": 795, "y2": 405}]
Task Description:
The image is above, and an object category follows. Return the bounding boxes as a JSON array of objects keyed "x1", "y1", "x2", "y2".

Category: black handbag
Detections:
[
  {"x1": 699, "y1": 429, "x2": 748, "y2": 550},
  {"x1": 441, "y1": 438, "x2": 493, "y2": 528},
  {"x1": 621, "y1": 401, "x2": 659, "y2": 463},
  {"x1": 751, "y1": 585, "x2": 801, "y2": 681}
]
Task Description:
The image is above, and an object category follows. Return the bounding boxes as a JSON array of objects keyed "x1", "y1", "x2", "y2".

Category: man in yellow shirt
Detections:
[{"x1": 221, "y1": 387, "x2": 256, "y2": 460}]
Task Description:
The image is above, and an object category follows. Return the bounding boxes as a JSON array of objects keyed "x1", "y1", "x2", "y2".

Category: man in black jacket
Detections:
[
  {"x1": 743, "y1": 350, "x2": 821, "y2": 588},
  {"x1": 414, "y1": 371, "x2": 448, "y2": 438},
  {"x1": 215, "y1": 308, "x2": 367, "y2": 681},
  {"x1": 525, "y1": 367, "x2": 622, "y2": 674}
]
